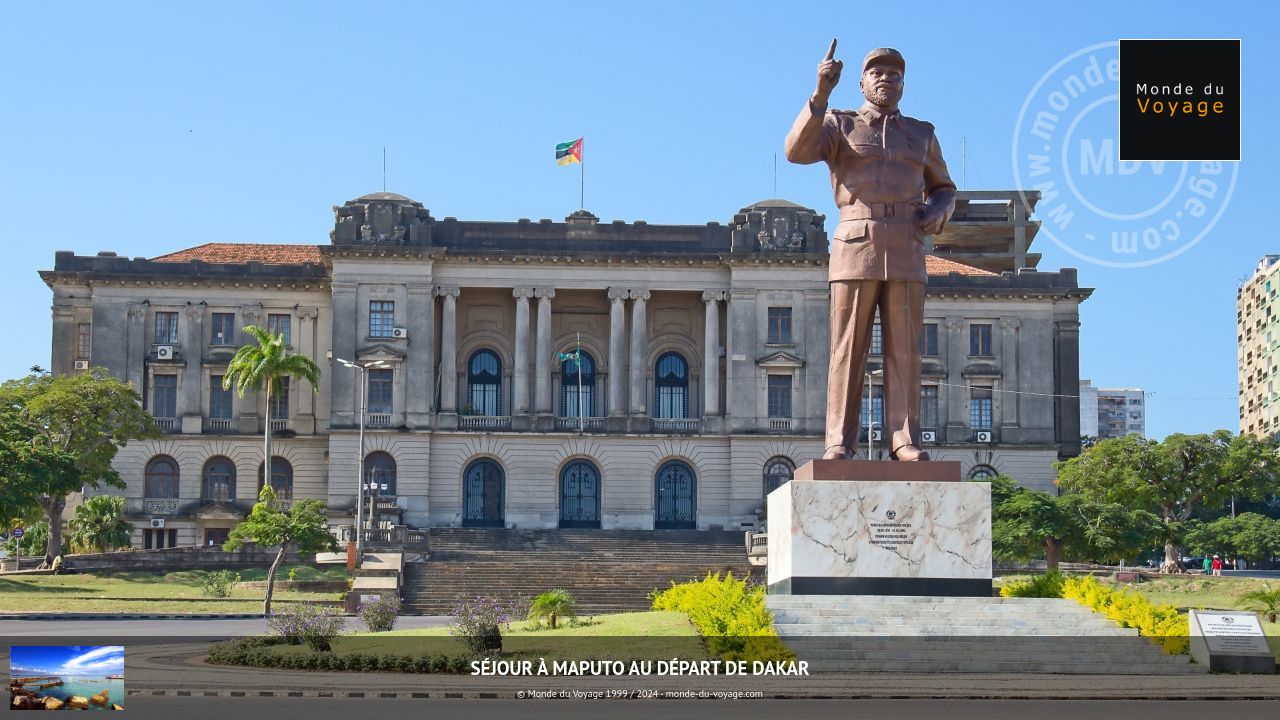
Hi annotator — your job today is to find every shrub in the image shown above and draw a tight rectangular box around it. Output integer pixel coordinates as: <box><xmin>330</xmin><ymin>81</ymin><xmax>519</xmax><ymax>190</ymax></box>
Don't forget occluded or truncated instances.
<box><xmin>999</xmin><ymin>571</ymin><xmax>1066</xmax><ymax>598</ymax></box>
<box><xmin>528</xmin><ymin>589</ymin><xmax>578</xmax><ymax>629</ymax></box>
<box><xmin>651</xmin><ymin>572</ymin><xmax>794</xmax><ymax>662</ymax></box>
<box><xmin>267</xmin><ymin>603</ymin><xmax>345</xmax><ymax>652</ymax></box>
<box><xmin>1240</xmin><ymin>584</ymin><xmax>1280</xmax><ymax>623</ymax></box>
<box><xmin>450</xmin><ymin>595</ymin><xmax>509</xmax><ymax>654</ymax></box>
<box><xmin>359</xmin><ymin>594</ymin><xmax>403</xmax><ymax>633</ymax></box>
<box><xmin>1063</xmin><ymin>575</ymin><xmax>1187</xmax><ymax>654</ymax></box>
<box><xmin>199</xmin><ymin>570</ymin><xmax>241</xmax><ymax>599</ymax></box>
<box><xmin>205</xmin><ymin>638</ymin><xmax>469</xmax><ymax>673</ymax></box>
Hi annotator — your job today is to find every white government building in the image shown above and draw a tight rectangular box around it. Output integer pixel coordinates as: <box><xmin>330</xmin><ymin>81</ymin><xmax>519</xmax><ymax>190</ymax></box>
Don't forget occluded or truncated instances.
<box><xmin>40</xmin><ymin>190</ymin><xmax>1090</xmax><ymax>548</ymax></box>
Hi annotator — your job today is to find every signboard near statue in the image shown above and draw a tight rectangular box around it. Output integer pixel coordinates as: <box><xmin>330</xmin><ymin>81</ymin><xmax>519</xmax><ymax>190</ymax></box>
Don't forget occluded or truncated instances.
<box><xmin>768</xmin><ymin>40</ymin><xmax>992</xmax><ymax>596</ymax></box>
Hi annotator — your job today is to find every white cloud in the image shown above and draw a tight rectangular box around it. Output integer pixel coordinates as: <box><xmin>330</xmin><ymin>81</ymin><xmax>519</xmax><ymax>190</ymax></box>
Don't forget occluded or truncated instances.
<box><xmin>59</xmin><ymin>646</ymin><xmax>125</xmax><ymax>675</ymax></box>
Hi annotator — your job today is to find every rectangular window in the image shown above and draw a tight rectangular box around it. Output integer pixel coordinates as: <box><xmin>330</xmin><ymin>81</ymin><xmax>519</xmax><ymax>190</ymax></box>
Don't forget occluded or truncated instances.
<box><xmin>270</xmin><ymin>377</ymin><xmax>289</xmax><ymax>420</ymax></box>
<box><xmin>970</xmin><ymin>323</ymin><xmax>993</xmax><ymax>356</ymax></box>
<box><xmin>870</xmin><ymin>322</ymin><xmax>883</xmax><ymax>355</ymax></box>
<box><xmin>211</xmin><ymin>313</ymin><xmax>235</xmax><ymax>346</ymax></box>
<box><xmin>767</xmin><ymin>307</ymin><xmax>792</xmax><ymax>344</ymax></box>
<box><xmin>970</xmin><ymin>387</ymin><xmax>993</xmax><ymax>430</ymax></box>
<box><xmin>368</xmin><ymin>369</ymin><xmax>393</xmax><ymax>414</ymax></box>
<box><xmin>76</xmin><ymin>323</ymin><xmax>92</xmax><ymax>359</ymax></box>
<box><xmin>369</xmin><ymin>301</ymin><xmax>394</xmax><ymax>337</ymax></box>
<box><xmin>210</xmin><ymin>375</ymin><xmax>232</xmax><ymax>419</ymax></box>
<box><xmin>154</xmin><ymin>312</ymin><xmax>178</xmax><ymax>344</ymax></box>
<box><xmin>920</xmin><ymin>323</ymin><xmax>938</xmax><ymax>356</ymax></box>
<box><xmin>267</xmin><ymin>313</ymin><xmax>292</xmax><ymax>346</ymax></box>
<box><xmin>921</xmin><ymin>385</ymin><xmax>939</xmax><ymax>428</ymax></box>
<box><xmin>153</xmin><ymin>375</ymin><xmax>177</xmax><ymax>417</ymax></box>
<box><xmin>861</xmin><ymin>385</ymin><xmax>884</xmax><ymax>429</ymax></box>
<box><xmin>767</xmin><ymin>375</ymin><xmax>792</xmax><ymax>418</ymax></box>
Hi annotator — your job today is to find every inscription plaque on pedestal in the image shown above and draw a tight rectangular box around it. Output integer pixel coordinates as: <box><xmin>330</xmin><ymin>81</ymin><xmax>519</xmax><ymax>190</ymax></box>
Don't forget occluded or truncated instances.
<box><xmin>1188</xmin><ymin>610</ymin><xmax>1276</xmax><ymax>673</ymax></box>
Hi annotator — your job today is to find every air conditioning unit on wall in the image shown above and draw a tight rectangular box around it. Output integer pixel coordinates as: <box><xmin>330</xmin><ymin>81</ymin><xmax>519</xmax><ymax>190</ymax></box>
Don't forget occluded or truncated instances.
<box><xmin>391</xmin><ymin>327</ymin><xmax>408</xmax><ymax>339</ymax></box>
<box><xmin>871</xmin><ymin>429</ymin><xmax>883</xmax><ymax>441</ymax></box>
<box><xmin>74</xmin><ymin>360</ymin><xmax>89</xmax><ymax>370</ymax></box>
<box><xmin>976</xmin><ymin>431</ymin><xmax>993</xmax><ymax>443</ymax></box>
<box><xmin>156</xmin><ymin>346</ymin><xmax>174</xmax><ymax>360</ymax></box>
<box><xmin>150</xmin><ymin>518</ymin><xmax>165</xmax><ymax>529</ymax></box>
<box><xmin>921</xmin><ymin>430</ymin><xmax>936</xmax><ymax>443</ymax></box>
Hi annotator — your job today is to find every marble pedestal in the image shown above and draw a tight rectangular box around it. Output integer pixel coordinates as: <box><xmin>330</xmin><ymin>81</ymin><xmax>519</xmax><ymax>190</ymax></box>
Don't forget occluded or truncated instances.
<box><xmin>767</xmin><ymin>460</ymin><xmax>992</xmax><ymax>596</ymax></box>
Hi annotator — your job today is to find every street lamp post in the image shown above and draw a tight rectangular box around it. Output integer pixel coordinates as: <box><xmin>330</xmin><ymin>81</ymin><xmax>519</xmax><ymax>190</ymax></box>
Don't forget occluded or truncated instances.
<box><xmin>865</xmin><ymin>368</ymin><xmax>883</xmax><ymax>459</ymax></box>
<box><xmin>335</xmin><ymin>357</ymin><xmax>386</xmax><ymax>562</ymax></box>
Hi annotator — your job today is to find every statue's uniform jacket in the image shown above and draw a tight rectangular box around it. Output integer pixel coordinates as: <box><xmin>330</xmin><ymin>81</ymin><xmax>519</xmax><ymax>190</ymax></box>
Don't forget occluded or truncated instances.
<box><xmin>785</xmin><ymin>97</ymin><xmax>956</xmax><ymax>454</ymax></box>
<box><xmin>785</xmin><ymin>100</ymin><xmax>956</xmax><ymax>281</ymax></box>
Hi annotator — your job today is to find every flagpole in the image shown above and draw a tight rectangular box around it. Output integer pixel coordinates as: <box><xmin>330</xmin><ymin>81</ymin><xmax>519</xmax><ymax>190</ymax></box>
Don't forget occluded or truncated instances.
<box><xmin>579</xmin><ymin>138</ymin><xmax>585</xmax><ymax>210</ymax></box>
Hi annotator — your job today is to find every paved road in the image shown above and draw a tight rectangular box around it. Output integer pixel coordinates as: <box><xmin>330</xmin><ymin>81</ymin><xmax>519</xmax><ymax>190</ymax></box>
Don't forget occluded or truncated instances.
<box><xmin>0</xmin><ymin>615</ymin><xmax>451</xmax><ymax>637</ymax></box>
<box><xmin>116</xmin><ymin>698</ymin><xmax>1280</xmax><ymax>720</ymax></box>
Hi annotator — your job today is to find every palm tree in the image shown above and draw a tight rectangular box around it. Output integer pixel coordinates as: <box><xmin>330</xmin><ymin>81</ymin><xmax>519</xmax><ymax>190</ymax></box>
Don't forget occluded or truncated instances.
<box><xmin>67</xmin><ymin>495</ymin><xmax>133</xmax><ymax>553</ymax></box>
<box><xmin>223</xmin><ymin>326</ymin><xmax>321</xmax><ymax>498</ymax></box>
<box><xmin>528</xmin><ymin>589</ymin><xmax>578</xmax><ymax>629</ymax></box>
<box><xmin>1241</xmin><ymin>584</ymin><xmax>1280</xmax><ymax>623</ymax></box>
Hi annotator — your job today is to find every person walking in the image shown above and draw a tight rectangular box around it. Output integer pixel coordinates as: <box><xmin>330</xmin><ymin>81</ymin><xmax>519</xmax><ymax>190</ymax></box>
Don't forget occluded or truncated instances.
<box><xmin>1202</xmin><ymin>556</ymin><xmax>1212</xmax><ymax>575</ymax></box>
<box><xmin>1211</xmin><ymin>555</ymin><xmax>1222</xmax><ymax>576</ymax></box>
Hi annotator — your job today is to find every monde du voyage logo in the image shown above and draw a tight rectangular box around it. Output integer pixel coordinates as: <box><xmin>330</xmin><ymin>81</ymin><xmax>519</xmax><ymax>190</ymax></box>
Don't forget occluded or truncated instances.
<box><xmin>1013</xmin><ymin>40</ymin><xmax>1240</xmax><ymax>269</ymax></box>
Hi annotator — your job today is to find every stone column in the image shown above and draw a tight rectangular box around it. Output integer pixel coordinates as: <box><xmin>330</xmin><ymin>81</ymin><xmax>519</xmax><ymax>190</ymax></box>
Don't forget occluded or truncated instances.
<box><xmin>180</xmin><ymin>303</ymin><xmax>204</xmax><ymax>433</ymax></box>
<box><xmin>125</xmin><ymin>303</ymin><xmax>147</xmax><ymax>395</ymax></box>
<box><xmin>943</xmin><ymin>316</ymin><xmax>966</xmax><ymax>442</ymax></box>
<box><xmin>50</xmin><ymin>304</ymin><xmax>75</xmax><ymax>376</ymax></box>
<box><xmin>437</xmin><ymin>286</ymin><xmax>459</xmax><ymax>427</ymax></box>
<box><xmin>534</xmin><ymin>288</ymin><xmax>556</xmax><ymax>422</ymax></box>
<box><xmin>607</xmin><ymin>288</ymin><xmax>627</xmax><ymax>424</ymax></box>
<box><xmin>628</xmin><ymin>289</ymin><xmax>650</xmax><ymax>421</ymax></box>
<box><xmin>330</xmin><ymin>282</ymin><xmax>357</xmax><ymax>427</ymax></box>
<box><xmin>702</xmin><ymin>291</ymin><xmax>723</xmax><ymax>418</ymax></box>
<box><xmin>999</xmin><ymin>318</ymin><xmax>1020</xmax><ymax>432</ymax></box>
<box><xmin>513</xmin><ymin>288</ymin><xmax>533</xmax><ymax>416</ymax></box>
<box><xmin>237</xmin><ymin>304</ymin><xmax>263</xmax><ymax>434</ymax></box>
<box><xmin>296</xmin><ymin>306</ymin><xmax>319</xmax><ymax>434</ymax></box>
<box><xmin>406</xmin><ymin>284</ymin><xmax>435</xmax><ymax>429</ymax></box>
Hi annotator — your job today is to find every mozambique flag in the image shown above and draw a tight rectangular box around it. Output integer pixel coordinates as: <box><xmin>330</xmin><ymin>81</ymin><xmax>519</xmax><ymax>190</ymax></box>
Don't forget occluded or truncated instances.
<box><xmin>555</xmin><ymin>137</ymin><xmax>583</xmax><ymax>166</ymax></box>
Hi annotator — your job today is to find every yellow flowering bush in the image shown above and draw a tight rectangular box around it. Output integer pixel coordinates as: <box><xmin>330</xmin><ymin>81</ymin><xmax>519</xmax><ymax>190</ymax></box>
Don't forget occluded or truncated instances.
<box><xmin>651</xmin><ymin>572</ymin><xmax>795</xmax><ymax>662</ymax></box>
<box><xmin>1062</xmin><ymin>575</ymin><xmax>1188</xmax><ymax>654</ymax></box>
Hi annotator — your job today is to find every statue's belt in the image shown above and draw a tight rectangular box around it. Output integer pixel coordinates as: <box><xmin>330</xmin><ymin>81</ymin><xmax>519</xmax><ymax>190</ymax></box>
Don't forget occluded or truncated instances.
<box><xmin>840</xmin><ymin>201</ymin><xmax>920</xmax><ymax>221</ymax></box>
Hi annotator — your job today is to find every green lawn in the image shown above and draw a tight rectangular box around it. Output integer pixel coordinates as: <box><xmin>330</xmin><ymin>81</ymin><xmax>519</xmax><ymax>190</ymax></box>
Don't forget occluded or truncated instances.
<box><xmin>0</xmin><ymin>566</ymin><xmax>347</xmax><ymax>613</ymax></box>
<box><xmin>250</xmin><ymin>611</ymin><xmax>706</xmax><ymax>662</ymax></box>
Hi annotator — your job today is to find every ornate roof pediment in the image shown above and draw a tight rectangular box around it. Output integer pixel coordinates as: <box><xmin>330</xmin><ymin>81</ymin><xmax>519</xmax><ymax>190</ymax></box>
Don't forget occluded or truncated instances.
<box><xmin>757</xmin><ymin>350</ymin><xmax>805</xmax><ymax>369</ymax></box>
<box><xmin>186</xmin><ymin>501</ymin><xmax>245</xmax><ymax>521</ymax></box>
<box><xmin>356</xmin><ymin>344</ymin><xmax>407</xmax><ymax>362</ymax></box>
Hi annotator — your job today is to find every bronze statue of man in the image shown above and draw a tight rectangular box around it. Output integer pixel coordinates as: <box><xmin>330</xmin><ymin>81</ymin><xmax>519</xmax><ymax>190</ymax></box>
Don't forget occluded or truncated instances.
<box><xmin>785</xmin><ymin>41</ymin><xmax>956</xmax><ymax>462</ymax></box>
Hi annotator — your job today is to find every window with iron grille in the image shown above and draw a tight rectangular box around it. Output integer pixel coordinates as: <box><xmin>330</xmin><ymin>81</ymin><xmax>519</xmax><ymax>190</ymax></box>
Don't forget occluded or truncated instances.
<box><xmin>369</xmin><ymin>301</ymin><xmax>394</xmax><ymax>337</ymax></box>
<box><xmin>921</xmin><ymin>385</ymin><xmax>939</xmax><ymax>428</ymax></box>
<box><xmin>763</xmin><ymin>456</ymin><xmax>795</xmax><ymax>496</ymax></box>
<box><xmin>368</xmin><ymin>369</ymin><xmax>393</xmax><ymax>414</ymax></box>
<box><xmin>970</xmin><ymin>387</ymin><xmax>993</xmax><ymax>429</ymax></box>
<box><xmin>154</xmin><ymin>312</ymin><xmax>178</xmax><ymax>344</ymax></box>
<box><xmin>211</xmin><ymin>313</ymin><xmax>235</xmax><ymax>346</ymax></box>
<box><xmin>76</xmin><ymin>323</ymin><xmax>91</xmax><ymax>359</ymax></box>
<box><xmin>267</xmin><ymin>313</ymin><xmax>291</xmax><ymax>346</ymax></box>
<box><xmin>970</xmin><ymin>324</ymin><xmax>993</xmax><ymax>356</ymax></box>
<box><xmin>767</xmin><ymin>374</ymin><xmax>792</xmax><ymax>418</ymax></box>
<box><xmin>467</xmin><ymin>350</ymin><xmax>502</xmax><ymax>415</ymax></box>
<box><xmin>153</xmin><ymin>375</ymin><xmax>177</xmax><ymax>417</ymax></box>
<box><xmin>210</xmin><ymin>375</ymin><xmax>232</xmax><ymax>419</ymax></box>
<box><xmin>920</xmin><ymin>323</ymin><xmax>939</xmax><ymax>356</ymax></box>
<box><xmin>270</xmin><ymin>377</ymin><xmax>289</xmax><ymax>420</ymax></box>
<box><xmin>655</xmin><ymin>352</ymin><xmax>689</xmax><ymax>418</ymax></box>
<box><xmin>560</xmin><ymin>351</ymin><xmax>597</xmax><ymax>417</ymax></box>
<box><xmin>144</xmin><ymin>456</ymin><xmax>179</xmax><ymax>497</ymax></box>
<box><xmin>767</xmin><ymin>307</ymin><xmax>792</xmax><ymax>344</ymax></box>
<box><xmin>870</xmin><ymin>322</ymin><xmax>883</xmax><ymax>355</ymax></box>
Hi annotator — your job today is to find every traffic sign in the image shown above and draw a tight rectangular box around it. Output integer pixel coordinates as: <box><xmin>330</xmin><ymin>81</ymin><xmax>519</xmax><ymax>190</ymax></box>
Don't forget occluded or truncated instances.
<box><xmin>12</xmin><ymin>528</ymin><xmax>24</xmax><ymax>539</ymax></box>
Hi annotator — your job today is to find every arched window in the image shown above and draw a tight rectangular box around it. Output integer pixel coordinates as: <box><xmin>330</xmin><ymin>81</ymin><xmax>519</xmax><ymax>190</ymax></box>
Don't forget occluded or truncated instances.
<box><xmin>202</xmin><ymin>456</ymin><xmax>236</xmax><ymax>502</ymax></box>
<box><xmin>967</xmin><ymin>464</ymin><xmax>999</xmax><ymax>480</ymax></box>
<box><xmin>559</xmin><ymin>459</ymin><xmax>601</xmax><ymax>528</ymax></box>
<box><xmin>467</xmin><ymin>350</ymin><xmax>502</xmax><ymax>416</ymax></box>
<box><xmin>560</xmin><ymin>350</ymin><xmax>597</xmax><ymax>417</ymax></box>
<box><xmin>763</xmin><ymin>456</ymin><xmax>795</xmax><ymax>497</ymax></box>
<box><xmin>655</xmin><ymin>352</ymin><xmax>689</xmax><ymax>419</ymax></box>
<box><xmin>257</xmin><ymin>457</ymin><xmax>293</xmax><ymax>500</ymax></box>
<box><xmin>462</xmin><ymin>458</ymin><xmax>504</xmax><ymax>527</ymax></box>
<box><xmin>365</xmin><ymin>451</ymin><xmax>397</xmax><ymax>496</ymax></box>
<box><xmin>144</xmin><ymin>456</ymin><xmax>179</xmax><ymax>498</ymax></box>
<box><xmin>654</xmin><ymin>459</ymin><xmax>696</xmax><ymax>529</ymax></box>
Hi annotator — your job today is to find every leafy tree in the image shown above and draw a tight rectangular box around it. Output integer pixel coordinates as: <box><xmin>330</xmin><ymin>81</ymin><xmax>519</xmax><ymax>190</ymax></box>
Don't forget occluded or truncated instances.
<box><xmin>0</xmin><ymin>368</ymin><xmax>158</xmax><ymax>565</ymax></box>
<box><xmin>223</xmin><ymin>485</ymin><xmax>338</xmax><ymax>616</ymax></box>
<box><xmin>1185</xmin><ymin>513</ymin><xmax>1280</xmax><ymax>566</ymax></box>
<box><xmin>989</xmin><ymin>477</ymin><xmax>1080</xmax><ymax>571</ymax></box>
<box><xmin>66</xmin><ymin>495</ymin><xmax>134</xmax><ymax>553</ymax></box>
<box><xmin>222</xmin><ymin>326</ymin><xmax>321</xmax><ymax>486</ymax></box>
<box><xmin>1057</xmin><ymin>431</ymin><xmax>1280</xmax><ymax>572</ymax></box>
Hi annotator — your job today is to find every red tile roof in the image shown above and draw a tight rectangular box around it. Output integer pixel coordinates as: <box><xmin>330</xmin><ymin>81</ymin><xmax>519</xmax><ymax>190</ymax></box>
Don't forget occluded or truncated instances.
<box><xmin>926</xmin><ymin>256</ymin><xmax>996</xmax><ymax>276</ymax></box>
<box><xmin>151</xmin><ymin>243</ymin><xmax>322</xmax><ymax>265</ymax></box>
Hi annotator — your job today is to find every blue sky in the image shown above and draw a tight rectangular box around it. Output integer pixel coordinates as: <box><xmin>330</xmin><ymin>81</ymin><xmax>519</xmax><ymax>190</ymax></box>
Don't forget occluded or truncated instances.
<box><xmin>10</xmin><ymin>646</ymin><xmax>125</xmax><ymax>677</ymax></box>
<box><xmin>1</xmin><ymin>1</ymin><xmax>1274</xmax><ymax>439</ymax></box>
